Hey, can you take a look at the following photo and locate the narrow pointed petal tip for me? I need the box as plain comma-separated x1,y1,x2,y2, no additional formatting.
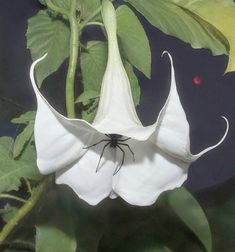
161,50,172,58
191,116,229,161
30,53,47,90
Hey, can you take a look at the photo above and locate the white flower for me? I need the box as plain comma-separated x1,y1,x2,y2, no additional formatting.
29,0,229,206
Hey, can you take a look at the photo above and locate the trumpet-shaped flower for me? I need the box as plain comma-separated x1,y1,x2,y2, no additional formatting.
30,0,229,206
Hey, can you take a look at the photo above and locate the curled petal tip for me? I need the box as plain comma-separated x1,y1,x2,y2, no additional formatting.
161,51,173,64
161,51,169,57
191,116,229,161
30,53,48,89
34,53,48,64
30,53,48,77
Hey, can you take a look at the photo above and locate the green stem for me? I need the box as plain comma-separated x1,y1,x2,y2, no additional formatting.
45,0,78,118
0,194,27,204
66,0,79,118
24,178,33,195
0,177,50,245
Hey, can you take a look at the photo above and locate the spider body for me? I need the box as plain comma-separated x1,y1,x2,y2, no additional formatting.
83,134,135,175
107,134,123,148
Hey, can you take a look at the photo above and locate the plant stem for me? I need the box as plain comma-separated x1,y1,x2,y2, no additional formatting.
0,194,27,204
45,0,79,118
66,0,79,118
0,177,50,245
24,178,33,195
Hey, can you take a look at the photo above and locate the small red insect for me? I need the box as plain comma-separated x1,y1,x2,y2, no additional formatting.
193,76,202,86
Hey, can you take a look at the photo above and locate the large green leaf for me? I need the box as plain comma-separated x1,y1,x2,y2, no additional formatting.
127,0,228,58
116,5,151,78
76,90,100,105
11,111,36,124
0,203,18,223
168,188,212,252
26,10,70,87
35,188,77,252
11,111,36,159
124,61,140,106
0,137,41,193
169,0,235,73
206,196,235,252
12,122,34,159
50,0,72,11
78,0,101,21
80,41,140,105
81,41,107,92
36,225,77,252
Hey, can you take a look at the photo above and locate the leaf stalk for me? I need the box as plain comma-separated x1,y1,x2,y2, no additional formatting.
0,177,50,245
66,0,80,118
0,194,27,204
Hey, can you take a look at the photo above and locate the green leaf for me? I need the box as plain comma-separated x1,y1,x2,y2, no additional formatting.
116,5,151,78
36,225,77,252
127,0,228,58
26,10,70,86
13,122,34,159
81,41,140,106
114,232,172,252
168,188,212,252
81,41,108,92
206,196,235,252
81,98,99,123
0,203,18,223
124,61,140,106
11,111,36,159
50,0,72,12
78,0,101,21
38,0,46,6
76,90,100,105
11,111,36,124
169,0,235,73
0,137,41,194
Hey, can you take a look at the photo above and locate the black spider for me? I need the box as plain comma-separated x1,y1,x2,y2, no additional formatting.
83,134,135,175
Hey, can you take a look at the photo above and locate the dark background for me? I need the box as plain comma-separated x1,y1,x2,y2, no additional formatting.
0,0,235,205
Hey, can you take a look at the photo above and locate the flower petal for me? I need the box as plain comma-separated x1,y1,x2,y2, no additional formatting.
190,116,229,161
92,0,144,136
151,52,229,162
112,139,188,206
56,138,116,205
30,55,97,174
150,51,191,160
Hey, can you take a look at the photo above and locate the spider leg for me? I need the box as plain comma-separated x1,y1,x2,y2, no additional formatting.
113,145,125,175
105,134,111,139
118,137,131,142
118,143,135,161
96,142,110,173
83,139,109,149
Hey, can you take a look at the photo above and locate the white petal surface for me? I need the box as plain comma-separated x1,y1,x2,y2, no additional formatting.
151,52,229,162
151,52,191,161
112,139,188,206
30,56,97,174
92,1,143,136
56,139,116,205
